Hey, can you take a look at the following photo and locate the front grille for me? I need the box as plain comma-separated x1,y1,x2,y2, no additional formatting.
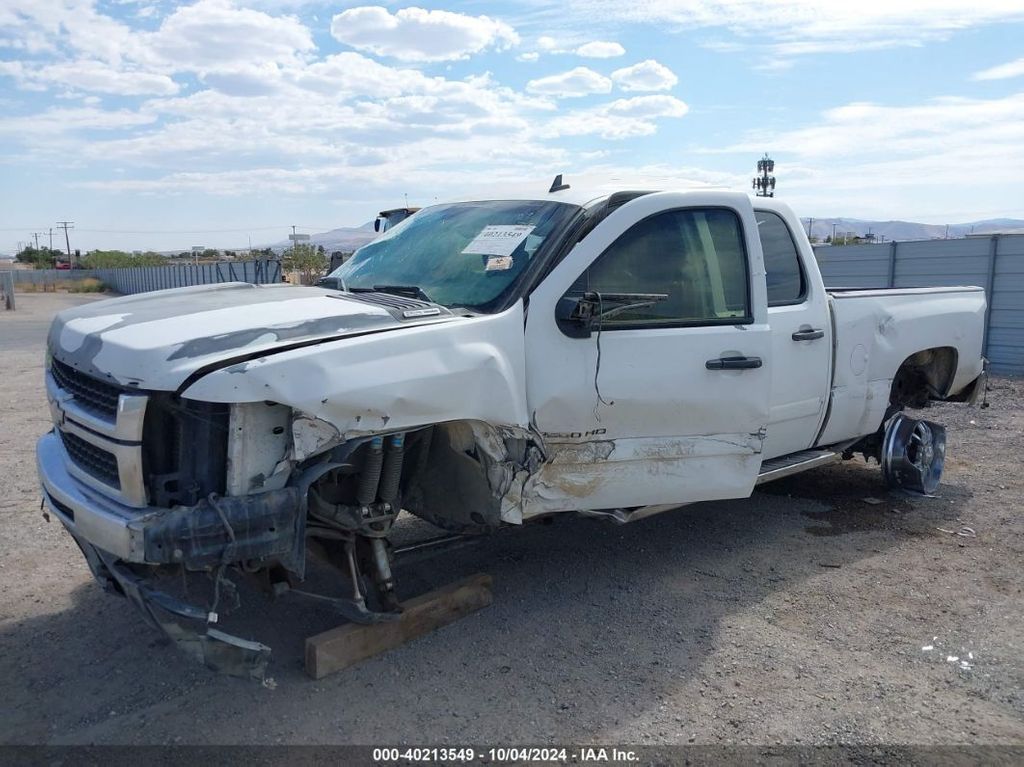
51,359,123,421
59,430,121,489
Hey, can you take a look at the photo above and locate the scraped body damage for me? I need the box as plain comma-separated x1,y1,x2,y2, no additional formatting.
181,301,530,439
511,433,765,518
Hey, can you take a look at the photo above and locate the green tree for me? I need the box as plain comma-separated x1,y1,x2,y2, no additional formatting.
15,246,63,268
283,243,327,285
79,250,165,268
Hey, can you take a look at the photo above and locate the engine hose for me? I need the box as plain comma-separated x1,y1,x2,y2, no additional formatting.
378,434,405,505
356,436,385,506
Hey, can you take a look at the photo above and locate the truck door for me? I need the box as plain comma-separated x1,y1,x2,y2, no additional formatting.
522,192,772,517
755,207,832,459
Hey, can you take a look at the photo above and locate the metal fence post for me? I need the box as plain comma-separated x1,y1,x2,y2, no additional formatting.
1,271,15,310
887,241,898,288
982,235,999,358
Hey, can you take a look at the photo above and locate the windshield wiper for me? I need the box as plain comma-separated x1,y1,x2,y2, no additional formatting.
351,284,434,303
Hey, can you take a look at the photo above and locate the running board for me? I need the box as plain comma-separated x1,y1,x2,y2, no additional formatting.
756,449,841,485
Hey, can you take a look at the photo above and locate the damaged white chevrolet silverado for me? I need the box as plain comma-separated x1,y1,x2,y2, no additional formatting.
37,187,987,675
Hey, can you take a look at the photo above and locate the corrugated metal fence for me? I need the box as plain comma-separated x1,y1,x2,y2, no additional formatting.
7,259,282,294
814,234,1024,375
1,270,14,310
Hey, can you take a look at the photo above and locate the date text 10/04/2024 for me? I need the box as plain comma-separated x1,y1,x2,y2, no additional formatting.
373,747,639,762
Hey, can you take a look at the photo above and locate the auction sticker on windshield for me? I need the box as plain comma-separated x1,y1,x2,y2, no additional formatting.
462,225,535,256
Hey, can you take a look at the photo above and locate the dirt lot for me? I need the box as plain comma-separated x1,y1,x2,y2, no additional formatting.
1,292,1021,747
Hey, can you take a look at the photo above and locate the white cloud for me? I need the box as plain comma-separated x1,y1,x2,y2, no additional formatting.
330,6,518,62
527,67,612,98
0,106,157,135
516,51,540,62
611,60,678,92
726,94,1024,161
544,95,690,139
575,41,625,58
713,92,1024,218
973,57,1024,81
0,0,137,63
146,0,314,70
5,60,179,96
536,36,559,51
0,1,692,253
568,0,1024,56
0,0,315,96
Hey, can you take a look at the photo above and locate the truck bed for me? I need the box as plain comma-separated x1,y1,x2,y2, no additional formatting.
816,285,986,446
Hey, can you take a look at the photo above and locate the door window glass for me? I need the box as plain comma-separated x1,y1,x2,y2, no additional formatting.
570,208,750,326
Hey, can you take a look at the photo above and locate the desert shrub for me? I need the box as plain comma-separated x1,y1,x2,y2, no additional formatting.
66,278,106,293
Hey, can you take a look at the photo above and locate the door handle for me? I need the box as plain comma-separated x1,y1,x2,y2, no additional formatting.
791,328,825,341
706,356,763,370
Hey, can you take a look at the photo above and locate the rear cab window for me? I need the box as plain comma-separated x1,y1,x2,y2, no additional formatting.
756,210,806,306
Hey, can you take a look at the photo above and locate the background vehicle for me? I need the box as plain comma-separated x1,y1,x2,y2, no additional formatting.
36,186,986,672
321,206,422,279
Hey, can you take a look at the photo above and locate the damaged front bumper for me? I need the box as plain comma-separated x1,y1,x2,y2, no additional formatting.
37,431,305,677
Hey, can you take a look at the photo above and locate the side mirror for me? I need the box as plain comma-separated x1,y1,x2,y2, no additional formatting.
374,218,382,232
555,295,595,338
554,291,669,339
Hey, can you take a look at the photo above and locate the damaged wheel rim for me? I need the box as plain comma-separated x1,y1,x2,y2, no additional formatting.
882,414,946,495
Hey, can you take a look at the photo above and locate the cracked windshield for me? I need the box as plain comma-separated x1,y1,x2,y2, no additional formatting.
327,200,579,311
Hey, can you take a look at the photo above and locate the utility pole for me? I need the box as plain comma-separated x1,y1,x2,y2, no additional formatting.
48,227,53,251
56,221,74,266
752,153,776,197
807,217,814,240
31,232,42,250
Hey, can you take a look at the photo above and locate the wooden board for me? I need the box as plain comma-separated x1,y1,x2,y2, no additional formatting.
304,573,493,679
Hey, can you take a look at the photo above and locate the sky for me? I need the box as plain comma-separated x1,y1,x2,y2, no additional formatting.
1,0,1023,253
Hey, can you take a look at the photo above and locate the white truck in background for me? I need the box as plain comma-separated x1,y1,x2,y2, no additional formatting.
37,185,987,674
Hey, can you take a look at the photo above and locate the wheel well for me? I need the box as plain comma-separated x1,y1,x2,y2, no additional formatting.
889,347,958,409
401,421,508,534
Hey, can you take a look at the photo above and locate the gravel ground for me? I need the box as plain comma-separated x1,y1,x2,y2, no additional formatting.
0,292,1021,747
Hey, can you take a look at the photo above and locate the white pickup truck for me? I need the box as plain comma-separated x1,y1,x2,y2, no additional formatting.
37,186,987,674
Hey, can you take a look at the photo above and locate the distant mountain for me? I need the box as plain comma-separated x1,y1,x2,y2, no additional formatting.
271,222,377,253
802,217,1024,243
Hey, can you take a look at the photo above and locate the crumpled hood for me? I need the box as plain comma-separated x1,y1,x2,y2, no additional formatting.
48,282,452,391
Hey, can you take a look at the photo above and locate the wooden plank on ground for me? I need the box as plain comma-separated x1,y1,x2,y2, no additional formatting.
305,573,493,679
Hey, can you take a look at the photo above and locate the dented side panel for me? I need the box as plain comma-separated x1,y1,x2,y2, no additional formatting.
508,433,766,518
182,302,531,440
817,287,987,446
